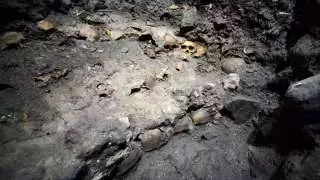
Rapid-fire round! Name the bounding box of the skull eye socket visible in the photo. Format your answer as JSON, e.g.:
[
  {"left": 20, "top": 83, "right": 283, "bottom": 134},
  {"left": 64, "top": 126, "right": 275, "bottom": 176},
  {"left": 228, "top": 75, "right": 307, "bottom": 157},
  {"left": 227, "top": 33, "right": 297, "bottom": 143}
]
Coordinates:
[
  {"left": 181, "top": 45, "right": 187, "bottom": 49},
  {"left": 188, "top": 46, "right": 195, "bottom": 50}
]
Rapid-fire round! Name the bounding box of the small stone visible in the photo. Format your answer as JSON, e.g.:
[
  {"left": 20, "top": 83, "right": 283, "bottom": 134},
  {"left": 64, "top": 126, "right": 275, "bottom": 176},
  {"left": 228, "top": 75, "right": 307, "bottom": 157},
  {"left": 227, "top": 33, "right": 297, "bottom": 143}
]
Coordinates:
[
  {"left": 174, "top": 116, "right": 194, "bottom": 134},
  {"left": 191, "top": 109, "right": 211, "bottom": 125},
  {"left": 168, "top": 4, "right": 180, "bottom": 10},
  {"left": 138, "top": 129, "right": 168, "bottom": 152},
  {"left": 176, "top": 62, "right": 184, "bottom": 71},
  {"left": 221, "top": 57, "right": 246, "bottom": 74},
  {"left": 223, "top": 73, "right": 240, "bottom": 90},
  {"left": 156, "top": 67, "right": 169, "bottom": 81},
  {"left": 79, "top": 24, "right": 99, "bottom": 41},
  {"left": 214, "top": 112, "right": 222, "bottom": 119},
  {"left": 224, "top": 96, "right": 260, "bottom": 124},
  {"left": 33, "top": 75, "right": 51, "bottom": 83},
  {"left": 243, "top": 47, "right": 254, "bottom": 55},
  {"left": 106, "top": 29, "right": 125, "bottom": 40},
  {"left": 0, "top": 32, "right": 24, "bottom": 45},
  {"left": 118, "top": 117, "right": 130, "bottom": 129},
  {"left": 38, "top": 20, "right": 54, "bottom": 31}
]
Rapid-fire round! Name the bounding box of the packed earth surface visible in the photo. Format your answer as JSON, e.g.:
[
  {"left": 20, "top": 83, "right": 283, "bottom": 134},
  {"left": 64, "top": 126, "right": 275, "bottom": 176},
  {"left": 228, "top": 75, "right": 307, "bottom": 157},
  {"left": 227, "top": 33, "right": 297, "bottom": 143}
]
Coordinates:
[{"left": 0, "top": 0, "right": 320, "bottom": 180}]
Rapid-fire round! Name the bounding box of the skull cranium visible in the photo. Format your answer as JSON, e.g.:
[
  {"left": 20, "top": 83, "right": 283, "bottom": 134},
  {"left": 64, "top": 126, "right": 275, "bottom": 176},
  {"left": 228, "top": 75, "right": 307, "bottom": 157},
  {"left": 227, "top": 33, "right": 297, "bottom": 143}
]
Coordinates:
[{"left": 181, "top": 41, "right": 197, "bottom": 55}]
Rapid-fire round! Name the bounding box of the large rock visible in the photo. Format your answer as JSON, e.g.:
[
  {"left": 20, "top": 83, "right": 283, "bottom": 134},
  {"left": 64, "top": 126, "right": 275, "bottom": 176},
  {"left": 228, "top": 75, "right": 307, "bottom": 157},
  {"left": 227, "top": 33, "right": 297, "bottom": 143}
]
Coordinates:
[
  {"left": 181, "top": 7, "right": 197, "bottom": 32},
  {"left": 138, "top": 129, "right": 170, "bottom": 152},
  {"left": 174, "top": 116, "right": 194, "bottom": 134},
  {"left": 221, "top": 58, "right": 246, "bottom": 74},
  {"left": 224, "top": 96, "right": 260, "bottom": 124},
  {"left": 290, "top": 34, "right": 320, "bottom": 74},
  {"left": 285, "top": 74, "right": 320, "bottom": 123}
]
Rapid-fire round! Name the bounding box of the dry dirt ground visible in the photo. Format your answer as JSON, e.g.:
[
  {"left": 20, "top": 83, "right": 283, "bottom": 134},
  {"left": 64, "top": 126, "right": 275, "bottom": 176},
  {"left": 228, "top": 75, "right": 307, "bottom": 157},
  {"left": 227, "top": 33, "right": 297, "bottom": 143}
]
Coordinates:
[{"left": 0, "top": 0, "right": 320, "bottom": 180}]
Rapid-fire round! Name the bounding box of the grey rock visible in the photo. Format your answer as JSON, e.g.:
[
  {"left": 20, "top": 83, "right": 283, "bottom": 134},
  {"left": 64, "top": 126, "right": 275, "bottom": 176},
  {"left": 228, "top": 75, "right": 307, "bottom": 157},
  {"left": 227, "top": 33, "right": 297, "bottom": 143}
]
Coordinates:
[
  {"left": 223, "top": 73, "right": 240, "bottom": 90},
  {"left": 225, "top": 96, "right": 260, "bottom": 124},
  {"left": 174, "top": 116, "right": 194, "bottom": 134},
  {"left": 181, "top": 7, "right": 197, "bottom": 30},
  {"left": 150, "top": 26, "right": 177, "bottom": 47},
  {"left": 290, "top": 34, "right": 320, "bottom": 74},
  {"left": 285, "top": 74, "right": 320, "bottom": 122},
  {"left": 221, "top": 58, "right": 246, "bottom": 74},
  {"left": 138, "top": 129, "right": 169, "bottom": 152}
]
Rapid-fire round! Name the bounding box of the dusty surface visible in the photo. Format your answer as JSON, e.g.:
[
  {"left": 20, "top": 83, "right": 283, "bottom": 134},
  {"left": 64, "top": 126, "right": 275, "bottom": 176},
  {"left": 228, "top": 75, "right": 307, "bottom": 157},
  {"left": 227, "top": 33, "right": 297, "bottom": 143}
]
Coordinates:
[{"left": 0, "top": 0, "right": 320, "bottom": 180}]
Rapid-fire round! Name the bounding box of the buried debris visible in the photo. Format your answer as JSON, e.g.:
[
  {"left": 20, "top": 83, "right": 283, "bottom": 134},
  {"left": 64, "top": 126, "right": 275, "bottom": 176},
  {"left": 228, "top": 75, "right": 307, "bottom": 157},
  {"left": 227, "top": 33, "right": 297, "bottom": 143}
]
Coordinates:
[{"left": 38, "top": 19, "right": 54, "bottom": 31}]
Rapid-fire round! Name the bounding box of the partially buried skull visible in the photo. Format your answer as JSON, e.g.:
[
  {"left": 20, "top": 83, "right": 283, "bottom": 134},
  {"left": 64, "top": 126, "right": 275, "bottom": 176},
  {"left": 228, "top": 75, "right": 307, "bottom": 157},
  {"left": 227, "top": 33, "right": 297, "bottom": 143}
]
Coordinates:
[{"left": 181, "top": 41, "right": 197, "bottom": 55}]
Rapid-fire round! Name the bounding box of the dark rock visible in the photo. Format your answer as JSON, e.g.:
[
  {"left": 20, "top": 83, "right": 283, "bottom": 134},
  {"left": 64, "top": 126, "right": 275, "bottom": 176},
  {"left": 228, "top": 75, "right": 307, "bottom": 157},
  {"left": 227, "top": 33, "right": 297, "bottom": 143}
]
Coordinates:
[
  {"left": 115, "top": 143, "right": 142, "bottom": 176},
  {"left": 285, "top": 74, "right": 320, "bottom": 123},
  {"left": 268, "top": 67, "right": 294, "bottom": 95},
  {"left": 279, "top": 148, "right": 320, "bottom": 180},
  {"left": 224, "top": 96, "right": 260, "bottom": 124},
  {"left": 180, "top": 7, "right": 197, "bottom": 32},
  {"left": 248, "top": 146, "right": 282, "bottom": 179},
  {"left": 138, "top": 129, "right": 169, "bottom": 152},
  {"left": 289, "top": 34, "right": 320, "bottom": 75}
]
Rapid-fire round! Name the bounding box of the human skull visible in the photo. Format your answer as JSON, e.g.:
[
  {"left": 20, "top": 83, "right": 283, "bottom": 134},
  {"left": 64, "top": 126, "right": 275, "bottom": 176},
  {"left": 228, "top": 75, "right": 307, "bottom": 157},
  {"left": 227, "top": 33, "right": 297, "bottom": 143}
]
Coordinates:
[{"left": 181, "top": 41, "right": 197, "bottom": 55}]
